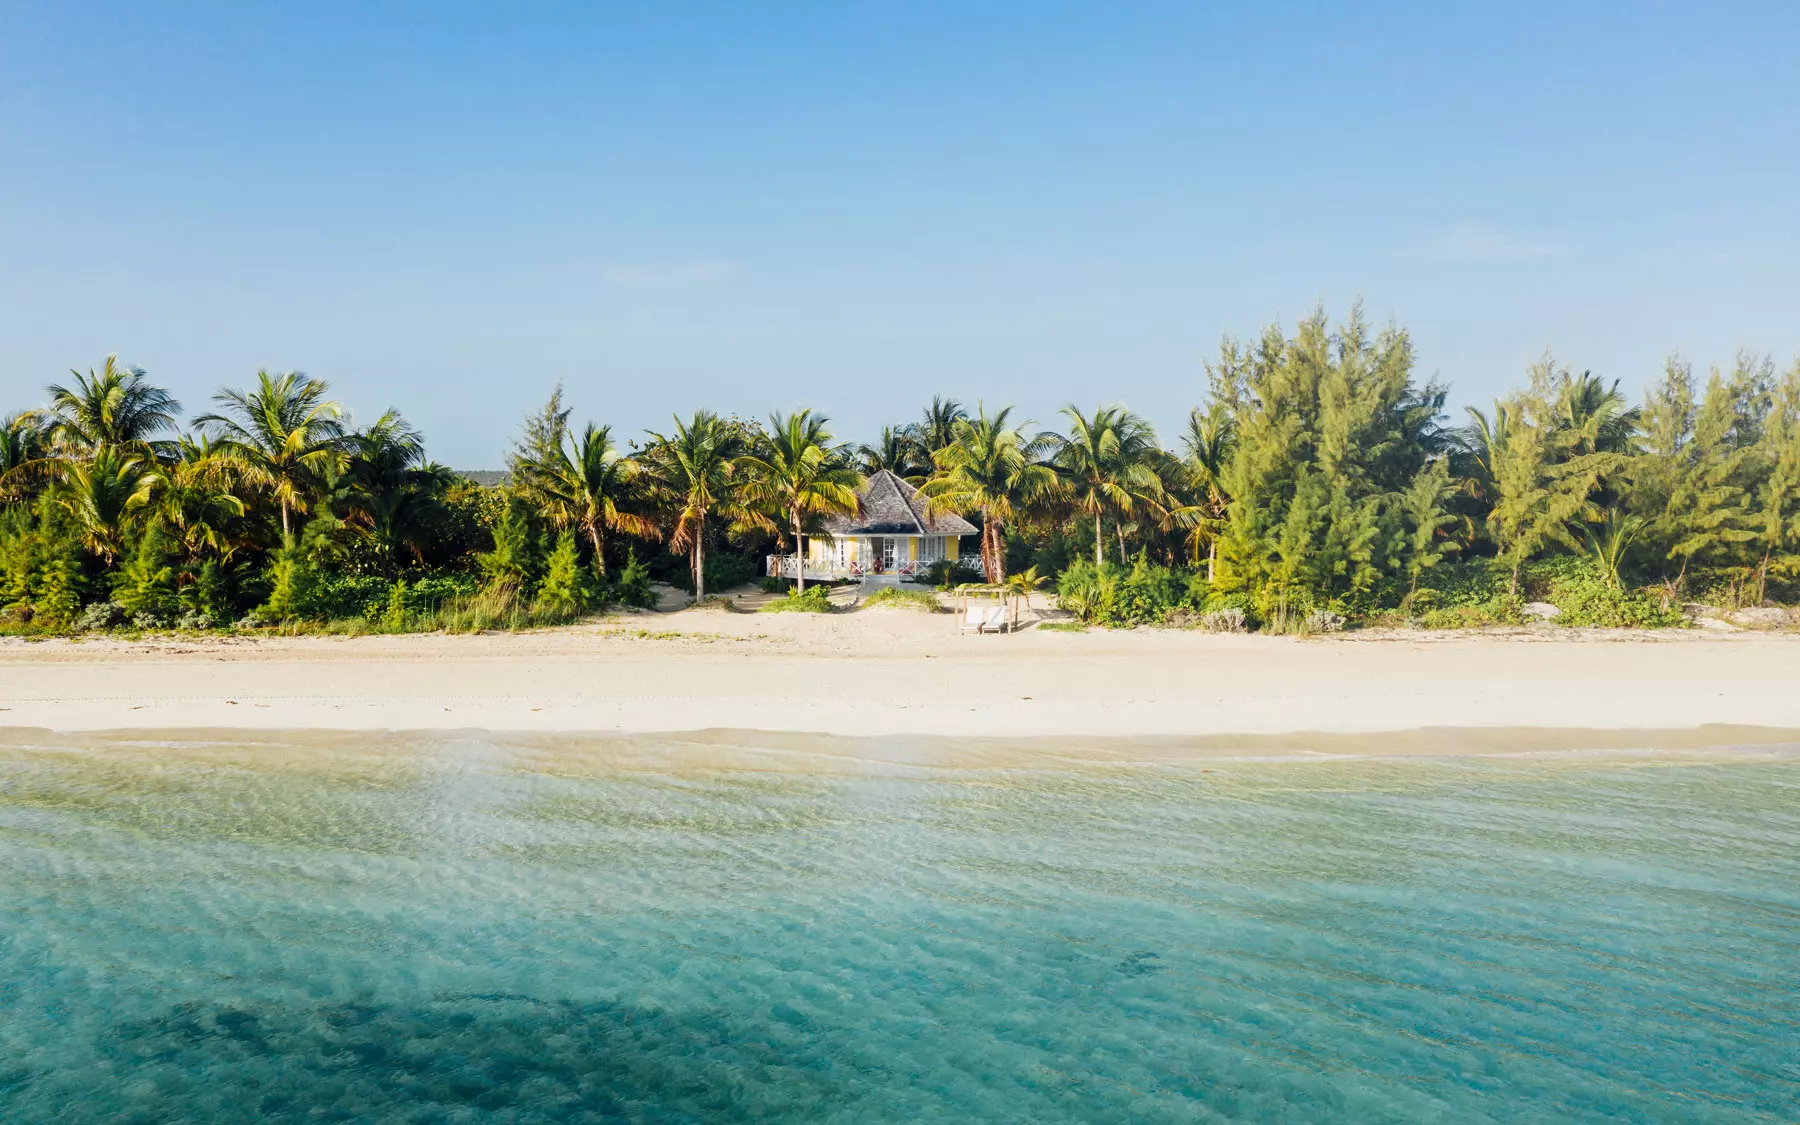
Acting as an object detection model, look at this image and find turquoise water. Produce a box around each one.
[1,732,1796,1123]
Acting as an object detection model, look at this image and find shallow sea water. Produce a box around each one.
[1,730,1796,1123]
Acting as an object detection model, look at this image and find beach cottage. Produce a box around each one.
[767,469,978,582]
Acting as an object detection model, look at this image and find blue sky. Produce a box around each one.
[3,2,1796,467]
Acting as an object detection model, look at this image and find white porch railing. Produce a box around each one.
[765,555,978,581]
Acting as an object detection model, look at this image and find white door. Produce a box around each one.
[881,537,898,571]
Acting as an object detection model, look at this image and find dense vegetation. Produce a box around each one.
[4,306,1797,634]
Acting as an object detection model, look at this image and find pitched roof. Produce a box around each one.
[825,470,977,536]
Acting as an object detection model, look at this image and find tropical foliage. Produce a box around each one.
[6,309,1800,635]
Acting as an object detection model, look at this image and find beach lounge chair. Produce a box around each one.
[962,604,1006,633]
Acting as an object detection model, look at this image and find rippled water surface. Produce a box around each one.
[2,731,1797,1123]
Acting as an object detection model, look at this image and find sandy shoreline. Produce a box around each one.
[5,606,1800,743]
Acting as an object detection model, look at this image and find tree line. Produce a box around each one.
[3,305,1798,633]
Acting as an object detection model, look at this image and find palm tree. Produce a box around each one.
[148,436,248,563]
[51,445,156,561]
[1558,372,1641,456]
[43,356,181,456]
[515,420,654,576]
[915,396,967,461]
[1578,506,1649,588]
[1003,564,1050,608]
[1051,404,1166,566]
[195,370,345,537]
[741,409,863,591]
[0,412,50,505]
[918,405,1057,583]
[856,425,927,483]
[336,411,456,574]
[1175,404,1236,581]
[641,410,755,600]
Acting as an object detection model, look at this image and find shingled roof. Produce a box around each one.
[824,470,977,536]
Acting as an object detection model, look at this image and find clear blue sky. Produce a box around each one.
[3,2,1796,467]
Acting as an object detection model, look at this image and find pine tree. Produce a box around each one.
[0,508,35,611]
[477,501,537,591]
[263,532,318,621]
[1401,458,1459,596]
[1216,306,1439,608]
[1661,361,1766,589]
[33,532,84,629]
[381,579,409,630]
[535,531,591,617]
[113,523,178,622]
[614,546,655,609]
[1752,361,1800,601]
[182,558,229,623]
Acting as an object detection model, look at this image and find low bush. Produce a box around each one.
[609,549,657,610]
[1303,609,1345,634]
[914,559,968,589]
[760,585,834,614]
[1059,557,1249,628]
[1200,606,1247,633]
[1407,560,1526,629]
[1525,556,1685,628]
[861,587,941,612]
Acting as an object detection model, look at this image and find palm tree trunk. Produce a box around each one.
[589,525,606,577]
[694,526,706,601]
[793,513,805,593]
[1095,513,1104,567]
[280,498,291,539]
[1117,524,1126,563]
[1207,539,1216,584]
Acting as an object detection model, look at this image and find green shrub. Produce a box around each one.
[609,548,656,609]
[380,580,409,630]
[1058,557,1191,626]
[1115,556,1183,624]
[760,585,834,613]
[307,572,389,620]
[916,559,963,588]
[1408,559,1524,629]
[861,587,941,612]
[1056,560,1116,623]
[1526,556,1685,628]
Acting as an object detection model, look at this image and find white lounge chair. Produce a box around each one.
[962,604,1007,633]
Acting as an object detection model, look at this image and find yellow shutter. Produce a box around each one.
[908,537,918,561]
[946,537,959,561]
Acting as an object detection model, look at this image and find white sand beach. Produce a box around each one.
[4,603,1800,742]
